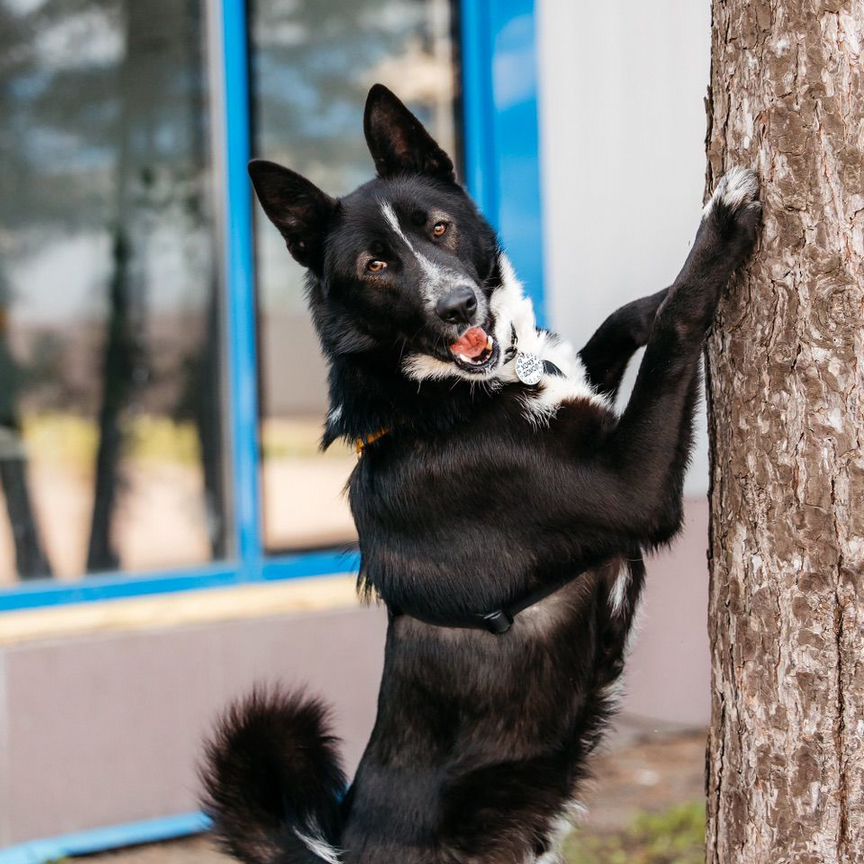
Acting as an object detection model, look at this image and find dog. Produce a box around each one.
[201,84,761,864]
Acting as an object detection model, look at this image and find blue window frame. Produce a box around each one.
[0,0,544,615]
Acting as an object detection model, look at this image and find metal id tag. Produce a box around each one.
[515,352,543,385]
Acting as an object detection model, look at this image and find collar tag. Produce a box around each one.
[515,351,543,385]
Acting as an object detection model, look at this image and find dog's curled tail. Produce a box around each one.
[200,688,346,864]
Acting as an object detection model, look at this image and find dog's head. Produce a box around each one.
[250,84,527,383]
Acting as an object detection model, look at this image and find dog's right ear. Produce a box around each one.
[248,159,337,272]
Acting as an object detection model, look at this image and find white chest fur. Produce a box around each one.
[403,254,610,425]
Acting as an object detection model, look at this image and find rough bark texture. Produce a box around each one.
[705,3,864,863]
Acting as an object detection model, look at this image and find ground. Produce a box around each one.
[81,730,706,863]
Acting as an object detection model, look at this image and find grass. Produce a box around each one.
[22,413,202,468]
[260,418,353,460]
[565,801,705,864]
[20,412,354,469]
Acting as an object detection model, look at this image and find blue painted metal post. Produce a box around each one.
[0,814,210,864]
[461,0,546,326]
[222,0,263,577]
[461,0,498,224]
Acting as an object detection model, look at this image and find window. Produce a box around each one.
[0,0,544,609]
[0,0,227,585]
[249,0,462,551]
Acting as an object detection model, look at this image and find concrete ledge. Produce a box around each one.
[0,600,388,847]
[0,575,361,647]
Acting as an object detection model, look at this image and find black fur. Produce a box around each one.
[202,86,761,863]
[201,690,346,864]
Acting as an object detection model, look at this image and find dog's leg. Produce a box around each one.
[578,287,669,400]
[599,168,761,546]
[523,169,759,555]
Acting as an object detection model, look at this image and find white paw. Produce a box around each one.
[704,166,760,216]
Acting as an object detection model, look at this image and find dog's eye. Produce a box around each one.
[432,222,448,239]
[366,259,388,273]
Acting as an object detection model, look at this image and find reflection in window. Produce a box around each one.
[0,0,227,583]
[251,0,461,551]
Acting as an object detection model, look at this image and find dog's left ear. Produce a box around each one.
[364,83,455,182]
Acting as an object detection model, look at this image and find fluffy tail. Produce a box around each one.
[200,689,346,864]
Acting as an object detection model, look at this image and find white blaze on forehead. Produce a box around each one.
[378,200,451,303]
[380,201,414,252]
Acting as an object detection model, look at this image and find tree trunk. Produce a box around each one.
[705,3,864,863]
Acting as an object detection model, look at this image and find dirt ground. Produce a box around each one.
[82,729,706,863]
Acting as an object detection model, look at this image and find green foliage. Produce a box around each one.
[21,412,355,471]
[565,802,705,864]
[23,413,202,468]
[260,419,352,461]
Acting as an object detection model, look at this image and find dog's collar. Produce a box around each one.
[389,561,596,635]
[503,324,565,382]
[355,427,391,456]
[353,329,561,455]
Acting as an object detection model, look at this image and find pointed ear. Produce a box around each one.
[248,159,337,272]
[363,84,455,182]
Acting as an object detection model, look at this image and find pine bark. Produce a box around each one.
[705,3,864,862]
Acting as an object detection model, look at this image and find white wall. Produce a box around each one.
[537,0,712,495]
[535,1,715,728]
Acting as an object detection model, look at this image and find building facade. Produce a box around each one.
[0,0,712,857]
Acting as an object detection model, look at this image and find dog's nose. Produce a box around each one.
[436,286,478,324]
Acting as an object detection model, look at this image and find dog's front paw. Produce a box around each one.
[704,167,762,255]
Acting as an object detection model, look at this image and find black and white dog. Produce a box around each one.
[202,84,760,864]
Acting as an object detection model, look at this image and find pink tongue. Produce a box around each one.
[450,327,489,359]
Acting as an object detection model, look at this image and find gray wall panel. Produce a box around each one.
[538,0,713,496]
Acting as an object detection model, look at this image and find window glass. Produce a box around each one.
[0,0,227,584]
[250,0,461,551]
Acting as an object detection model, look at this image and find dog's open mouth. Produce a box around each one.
[449,326,499,373]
